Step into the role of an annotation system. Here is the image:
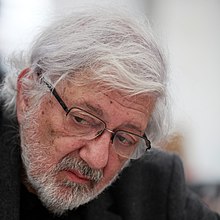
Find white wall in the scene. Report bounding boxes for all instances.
[152,0,220,183]
[0,0,53,57]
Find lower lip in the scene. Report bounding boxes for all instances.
[63,170,90,184]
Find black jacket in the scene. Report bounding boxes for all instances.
[0,112,219,220]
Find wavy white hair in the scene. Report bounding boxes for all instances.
[0,6,169,145]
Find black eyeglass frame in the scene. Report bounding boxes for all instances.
[42,78,151,155]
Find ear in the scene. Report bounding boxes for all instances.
[16,68,30,124]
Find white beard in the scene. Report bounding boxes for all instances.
[20,118,123,215]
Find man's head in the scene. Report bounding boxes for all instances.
[0,6,168,215]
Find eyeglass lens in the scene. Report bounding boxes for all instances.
[64,107,147,159]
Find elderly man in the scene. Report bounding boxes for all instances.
[0,6,219,220]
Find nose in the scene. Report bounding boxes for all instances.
[79,131,112,169]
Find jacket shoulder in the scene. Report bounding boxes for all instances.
[110,149,220,220]
[110,149,185,219]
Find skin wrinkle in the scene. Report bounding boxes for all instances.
[62,77,155,116]
[60,82,155,133]
[104,91,156,113]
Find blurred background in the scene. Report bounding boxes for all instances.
[0,0,219,213]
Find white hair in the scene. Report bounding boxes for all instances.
[0,5,169,145]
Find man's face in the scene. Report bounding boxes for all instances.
[17,79,155,215]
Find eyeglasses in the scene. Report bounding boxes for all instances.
[42,78,151,159]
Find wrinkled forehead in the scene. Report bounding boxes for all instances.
[102,90,156,113]
[60,77,156,115]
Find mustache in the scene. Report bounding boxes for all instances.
[54,155,103,183]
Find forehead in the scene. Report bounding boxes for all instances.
[60,80,156,114]
[103,90,156,113]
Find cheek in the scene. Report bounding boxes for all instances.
[35,104,67,147]
[29,107,85,163]
[21,111,60,162]
[52,137,86,161]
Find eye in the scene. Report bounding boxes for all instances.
[115,132,137,146]
[73,115,89,125]
[117,135,130,144]
[67,110,102,128]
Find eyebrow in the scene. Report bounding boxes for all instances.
[77,102,104,117]
[122,123,143,135]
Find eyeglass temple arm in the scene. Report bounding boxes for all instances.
[41,78,69,114]
[143,133,151,150]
